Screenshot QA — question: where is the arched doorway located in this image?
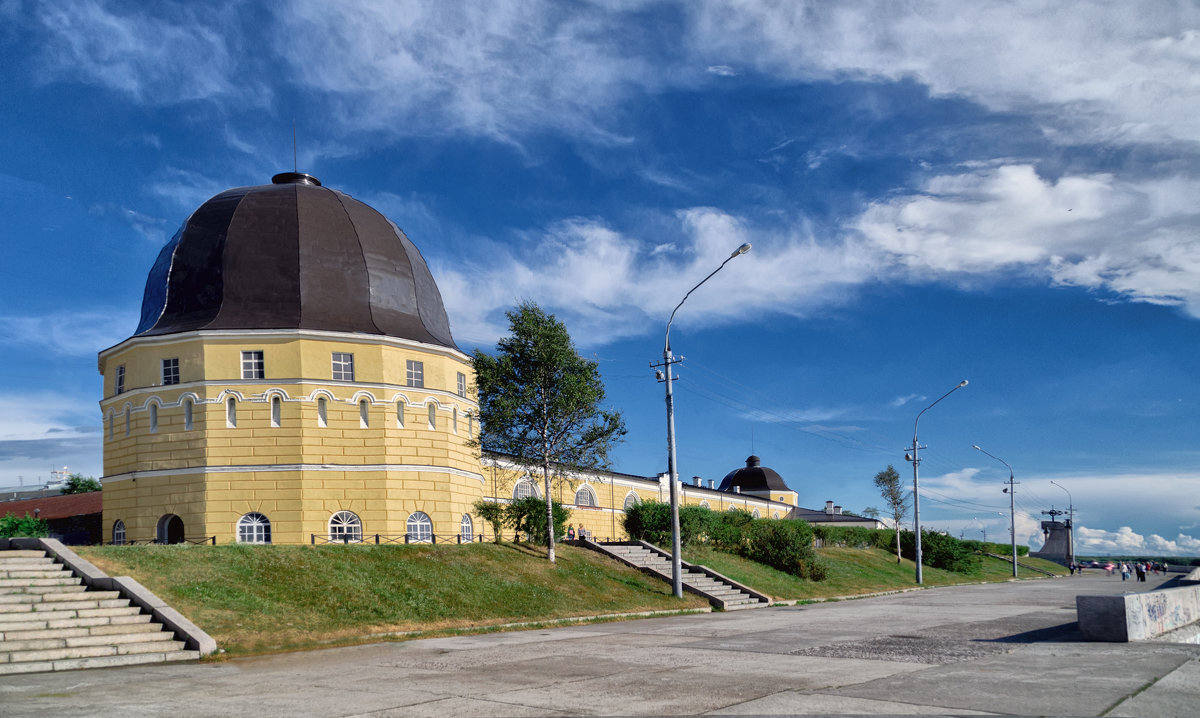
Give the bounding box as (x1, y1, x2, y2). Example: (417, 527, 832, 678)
(157, 514, 185, 544)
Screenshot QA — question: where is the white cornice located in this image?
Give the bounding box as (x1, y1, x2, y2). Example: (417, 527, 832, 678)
(102, 463, 485, 484)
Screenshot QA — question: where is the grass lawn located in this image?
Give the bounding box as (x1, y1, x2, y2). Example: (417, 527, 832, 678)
(75, 542, 707, 656)
(684, 545, 1068, 602)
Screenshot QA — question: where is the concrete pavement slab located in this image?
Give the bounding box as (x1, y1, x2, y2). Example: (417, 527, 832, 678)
(1107, 655, 1200, 718)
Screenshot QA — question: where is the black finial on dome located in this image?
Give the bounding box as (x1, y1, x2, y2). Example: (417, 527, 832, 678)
(272, 172, 322, 186)
(746, 455, 761, 467)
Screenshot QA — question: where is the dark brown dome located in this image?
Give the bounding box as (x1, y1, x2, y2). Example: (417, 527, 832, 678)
(718, 455, 792, 493)
(135, 173, 455, 349)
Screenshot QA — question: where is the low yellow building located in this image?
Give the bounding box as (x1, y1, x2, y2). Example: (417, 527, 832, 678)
(97, 172, 810, 546)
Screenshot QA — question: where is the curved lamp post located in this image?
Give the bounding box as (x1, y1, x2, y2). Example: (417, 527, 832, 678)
(659, 243, 751, 598)
(906, 380, 968, 584)
(973, 444, 1018, 578)
(1050, 480, 1074, 566)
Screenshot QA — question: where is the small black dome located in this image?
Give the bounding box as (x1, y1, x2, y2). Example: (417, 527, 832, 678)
(718, 455, 792, 493)
(135, 173, 456, 349)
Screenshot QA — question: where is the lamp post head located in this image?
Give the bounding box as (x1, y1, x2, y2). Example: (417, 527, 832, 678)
(731, 243, 752, 257)
(972, 444, 981, 451)
(957, 380, 969, 388)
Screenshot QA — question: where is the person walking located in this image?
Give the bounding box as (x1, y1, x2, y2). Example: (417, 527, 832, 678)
(1121, 562, 1130, 581)
(1135, 562, 1146, 582)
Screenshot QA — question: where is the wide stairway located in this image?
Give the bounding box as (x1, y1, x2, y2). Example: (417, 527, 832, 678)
(597, 542, 769, 610)
(0, 549, 200, 674)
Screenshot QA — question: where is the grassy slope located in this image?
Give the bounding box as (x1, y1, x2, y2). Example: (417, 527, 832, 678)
(75, 542, 707, 655)
(685, 546, 1068, 601)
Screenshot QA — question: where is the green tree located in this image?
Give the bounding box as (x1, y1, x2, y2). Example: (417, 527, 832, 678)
(472, 302, 626, 563)
(61, 473, 102, 494)
(874, 464, 908, 563)
(505, 497, 570, 544)
(472, 499, 507, 543)
(861, 507, 881, 520)
(0, 512, 49, 538)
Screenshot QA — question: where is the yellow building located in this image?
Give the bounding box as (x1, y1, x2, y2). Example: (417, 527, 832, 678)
(97, 172, 810, 546)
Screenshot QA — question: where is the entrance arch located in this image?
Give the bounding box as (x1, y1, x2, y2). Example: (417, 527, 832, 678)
(157, 514, 185, 544)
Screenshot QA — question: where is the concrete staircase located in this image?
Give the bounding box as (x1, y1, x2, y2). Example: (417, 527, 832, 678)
(589, 541, 770, 610)
(0, 549, 200, 674)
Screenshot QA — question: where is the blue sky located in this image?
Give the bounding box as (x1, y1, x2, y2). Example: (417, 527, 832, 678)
(2, 1, 1198, 556)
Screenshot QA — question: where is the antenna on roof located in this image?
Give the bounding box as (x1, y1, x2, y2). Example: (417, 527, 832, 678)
(751, 427, 755, 454)
(293, 120, 298, 172)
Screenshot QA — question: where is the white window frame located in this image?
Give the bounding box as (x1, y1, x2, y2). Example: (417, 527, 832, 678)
(406, 360, 424, 388)
(623, 492, 640, 511)
(456, 372, 466, 397)
(513, 479, 538, 500)
(575, 485, 597, 507)
(162, 358, 180, 386)
(241, 350, 265, 380)
(237, 512, 272, 544)
(460, 514, 473, 542)
(359, 399, 370, 428)
(332, 352, 354, 381)
(407, 511, 433, 543)
(115, 365, 125, 395)
(427, 403, 436, 430)
(271, 396, 282, 428)
(395, 401, 405, 428)
(329, 511, 362, 543)
(183, 399, 193, 430)
(111, 519, 126, 545)
(226, 397, 237, 428)
(317, 397, 328, 428)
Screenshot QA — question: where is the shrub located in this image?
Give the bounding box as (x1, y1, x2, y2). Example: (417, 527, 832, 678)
(472, 500, 506, 543)
(708, 509, 754, 552)
(623, 502, 712, 548)
(743, 519, 825, 581)
(0, 512, 49, 538)
(504, 497, 570, 543)
(899, 529, 981, 574)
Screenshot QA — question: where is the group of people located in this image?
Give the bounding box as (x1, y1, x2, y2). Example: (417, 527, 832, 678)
(1068, 560, 1166, 582)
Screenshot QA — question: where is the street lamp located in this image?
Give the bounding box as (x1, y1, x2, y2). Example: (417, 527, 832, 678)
(1050, 480, 1074, 566)
(973, 444, 1018, 578)
(656, 242, 751, 598)
(906, 380, 968, 585)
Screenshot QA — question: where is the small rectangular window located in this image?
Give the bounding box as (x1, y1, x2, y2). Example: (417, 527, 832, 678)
(162, 358, 180, 386)
(457, 372, 466, 397)
(115, 365, 125, 395)
(406, 360, 424, 388)
(241, 351, 265, 379)
(332, 352, 355, 381)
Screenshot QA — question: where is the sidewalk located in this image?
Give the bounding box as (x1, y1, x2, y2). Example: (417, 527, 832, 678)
(1, 572, 1195, 717)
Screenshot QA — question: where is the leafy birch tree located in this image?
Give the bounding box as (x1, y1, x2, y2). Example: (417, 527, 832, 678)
(472, 302, 626, 563)
(874, 464, 908, 563)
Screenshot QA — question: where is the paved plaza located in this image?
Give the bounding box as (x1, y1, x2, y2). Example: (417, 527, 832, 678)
(1, 572, 1197, 717)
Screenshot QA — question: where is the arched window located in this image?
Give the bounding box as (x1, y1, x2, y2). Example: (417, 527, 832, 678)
(427, 404, 436, 430)
(623, 492, 639, 511)
(359, 399, 370, 428)
(183, 399, 193, 430)
(752, 509, 761, 519)
(460, 514, 473, 543)
(226, 397, 237, 428)
(395, 401, 405, 428)
(574, 485, 597, 507)
(124, 407, 131, 436)
(407, 511, 433, 543)
(271, 396, 281, 428)
(328, 511, 362, 543)
(317, 397, 328, 427)
(452, 407, 458, 434)
(773, 511, 780, 520)
(467, 415, 473, 438)
(111, 519, 126, 545)
(513, 479, 537, 500)
(699, 501, 711, 509)
(107, 411, 114, 440)
(238, 512, 271, 544)
(149, 403, 158, 433)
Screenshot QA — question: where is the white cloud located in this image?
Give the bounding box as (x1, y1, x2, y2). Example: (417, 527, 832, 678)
(705, 65, 736, 77)
(30, 1, 254, 105)
(687, 1, 1200, 145)
(1075, 525, 1200, 556)
(854, 164, 1200, 318)
(0, 311, 131, 357)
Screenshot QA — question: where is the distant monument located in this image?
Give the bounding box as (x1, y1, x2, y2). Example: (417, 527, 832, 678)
(1030, 519, 1073, 566)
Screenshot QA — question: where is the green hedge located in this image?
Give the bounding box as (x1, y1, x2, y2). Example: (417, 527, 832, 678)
(0, 512, 49, 538)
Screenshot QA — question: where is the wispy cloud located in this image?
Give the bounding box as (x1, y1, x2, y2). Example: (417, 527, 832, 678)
(890, 394, 923, 408)
(0, 311, 132, 357)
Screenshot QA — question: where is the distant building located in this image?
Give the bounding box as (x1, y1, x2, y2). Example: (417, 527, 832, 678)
(0, 492, 102, 545)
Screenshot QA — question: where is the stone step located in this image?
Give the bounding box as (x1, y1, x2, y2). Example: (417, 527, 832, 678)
(0, 612, 152, 633)
(0, 557, 57, 568)
(0, 648, 201, 676)
(2, 638, 188, 665)
(0, 584, 87, 596)
(2, 621, 164, 642)
(0, 596, 127, 614)
(1, 629, 174, 653)
(0, 550, 51, 560)
(0, 605, 143, 624)
(0, 570, 75, 580)
(0, 577, 81, 589)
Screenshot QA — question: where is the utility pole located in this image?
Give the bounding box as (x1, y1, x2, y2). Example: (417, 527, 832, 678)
(973, 445, 1018, 578)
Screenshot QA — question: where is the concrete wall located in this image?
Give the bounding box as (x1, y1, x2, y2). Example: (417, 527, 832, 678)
(1077, 582, 1200, 641)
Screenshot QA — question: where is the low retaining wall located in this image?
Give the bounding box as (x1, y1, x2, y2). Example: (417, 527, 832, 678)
(1077, 579, 1200, 641)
